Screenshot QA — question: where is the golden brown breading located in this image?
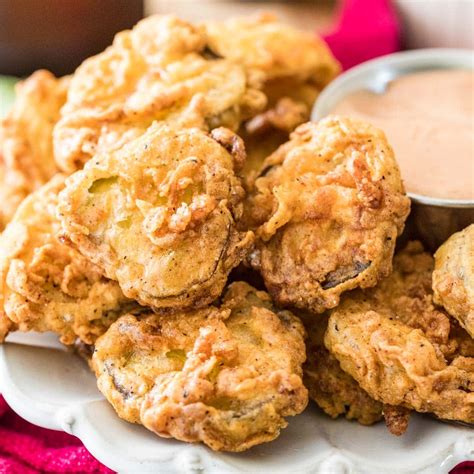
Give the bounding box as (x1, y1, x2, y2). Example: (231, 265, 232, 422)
(58, 124, 254, 311)
(204, 14, 340, 185)
(53, 15, 266, 173)
(382, 405, 410, 437)
(245, 117, 411, 313)
(326, 242, 474, 424)
(204, 13, 340, 90)
(240, 88, 321, 187)
(0, 70, 68, 230)
(244, 97, 310, 137)
(239, 116, 301, 190)
(303, 313, 410, 435)
(92, 282, 308, 452)
(0, 312, 15, 342)
(0, 175, 135, 345)
(433, 224, 474, 337)
(303, 314, 383, 426)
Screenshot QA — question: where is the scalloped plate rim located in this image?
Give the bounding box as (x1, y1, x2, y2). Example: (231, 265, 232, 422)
(0, 341, 473, 473)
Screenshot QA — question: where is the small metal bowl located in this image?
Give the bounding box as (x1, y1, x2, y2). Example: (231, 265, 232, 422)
(312, 49, 474, 250)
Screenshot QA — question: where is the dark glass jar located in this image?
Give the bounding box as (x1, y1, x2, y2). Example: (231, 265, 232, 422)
(0, 0, 143, 77)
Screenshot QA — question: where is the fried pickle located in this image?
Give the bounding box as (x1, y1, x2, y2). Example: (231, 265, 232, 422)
(303, 314, 411, 435)
(433, 224, 474, 338)
(58, 124, 253, 311)
(92, 282, 307, 451)
(0, 175, 135, 345)
(204, 14, 341, 185)
(326, 242, 474, 424)
(204, 13, 339, 94)
(303, 314, 383, 426)
(53, 15, 266, 173)
(0, 70, 68, 230)
(245, 117, 411, 313)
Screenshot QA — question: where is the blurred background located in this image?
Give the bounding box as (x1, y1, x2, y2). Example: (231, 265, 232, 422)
(0, 0, 143, 76)
(0, 0, 472, 77)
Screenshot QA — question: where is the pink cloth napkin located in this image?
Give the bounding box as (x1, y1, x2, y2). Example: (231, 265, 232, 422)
(0, 396, 113, 473)
(323, 0, 401, 70)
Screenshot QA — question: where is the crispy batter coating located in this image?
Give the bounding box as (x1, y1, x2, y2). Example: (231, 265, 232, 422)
(433, 224, 474, 338)
(0, 70, 68, 230)
(53, 15, 266, 173)
(92, 282, 308, 451)
(204, 14, 340, 185)
(382, 405, 410, 437)
(244, 97, 310, 138)
(240, 82, 324, 185)
(303, 313, 409, 435)
(239, 118, 300, 190)
(204, 13, 340, 89)
(241, 98, 309, 188)
(326, 242, 474, 424)
(0, 175, 135, 345)
(0, 312, 15, 342)
(303, 314, 383, 425)
(58, 124, 254, 311)
(245, 117, 410, 313)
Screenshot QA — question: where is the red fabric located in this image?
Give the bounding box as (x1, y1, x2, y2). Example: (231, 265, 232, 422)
(451, 462, 474, 474)
(322, 0, 401, 70)
(0, 396, 471, 473)
(0, 396, 114, 473)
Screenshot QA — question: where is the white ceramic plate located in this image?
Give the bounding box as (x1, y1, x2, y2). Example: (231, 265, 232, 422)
(0, 333, 472, 473)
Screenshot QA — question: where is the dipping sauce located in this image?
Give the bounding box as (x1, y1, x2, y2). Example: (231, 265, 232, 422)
(331, 69, 474, 200)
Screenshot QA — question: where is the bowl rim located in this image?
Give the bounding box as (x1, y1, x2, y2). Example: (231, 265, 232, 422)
(311, 48, 474, 208)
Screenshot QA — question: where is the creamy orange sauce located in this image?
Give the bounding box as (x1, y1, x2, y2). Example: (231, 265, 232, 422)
(331, 69, 474, 200)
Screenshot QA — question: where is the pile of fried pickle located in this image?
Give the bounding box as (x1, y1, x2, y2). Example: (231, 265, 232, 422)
(0, 15, 472, 452)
